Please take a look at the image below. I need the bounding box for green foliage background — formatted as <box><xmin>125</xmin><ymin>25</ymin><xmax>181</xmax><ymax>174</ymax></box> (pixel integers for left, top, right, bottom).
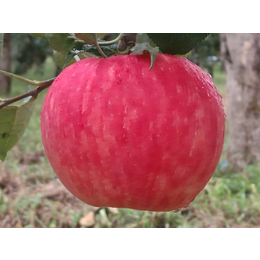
<box><xmin>11</xmin><ymin>34</ymin><xmax>52</xmax><ymax>75</ymax></box>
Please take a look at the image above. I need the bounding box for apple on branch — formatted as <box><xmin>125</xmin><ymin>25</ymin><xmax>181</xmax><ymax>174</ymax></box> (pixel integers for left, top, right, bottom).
<box><xmin>40</xmin><ymin>53</ymin><xmax>225</xmax><ymax>212</ymax></box>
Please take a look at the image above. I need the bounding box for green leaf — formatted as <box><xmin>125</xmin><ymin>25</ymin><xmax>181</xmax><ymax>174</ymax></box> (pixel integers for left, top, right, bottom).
<box><xmin>0</xmin><ymin>97</ymin><xmax>35</xmax><ymax>161</ymax></box>
<box><xmin>82</xmin><ymin>44</ymin><xmax>117</xmax><ymax>57</ymax></box>
<box><xmin>74</xmin><ymin>33</ymin><xmax>97</xmax><ymax>45</ymax></box>
<box><xmin>55</xmin><ymin>50</ymin><xmax>96</xmax><ymax>69</ymax></box>
<box><xmin>147</xmin><ymin>33</ymin><xmax>209</xmax><ymax>55</ymax></box>
<box><xmin>45</xmin><ymin>33</ymin><xmax>84</xmax><ymax>54</ymax></box>
<box><xmin>64</xmin><ymin>43</ymin><xmax>118</xmax><ymax>67</ymax></box>
<box><xmin>136</xmin><ymin>33</ymin><xmax>150</xmax><ymax>44</ymax></box>
<box><xmin>0</xmin><ymin>33</ymin><xmax>4</xmax><ymax>62</ymax></box>
<box><xmin>53</xmin><ymin>50</ymin><xmax>73</xmax><ymax>68</ymax></box>
<box><xmin>131</xmin><ymin>42</ymin><xmax>159</xmax><ymax>69</ymax></box>
<box><xmin>30</xmin><ymin>33</ymin><xmax>46</xmax><ymax>38</ymax></box>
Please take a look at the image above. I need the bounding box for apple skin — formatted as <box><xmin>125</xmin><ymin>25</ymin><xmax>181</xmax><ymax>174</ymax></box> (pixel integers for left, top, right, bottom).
<box><xmin>41</xmin><ymin>53</ymin><xmax>225</xmax><ymax>211</ymax></box>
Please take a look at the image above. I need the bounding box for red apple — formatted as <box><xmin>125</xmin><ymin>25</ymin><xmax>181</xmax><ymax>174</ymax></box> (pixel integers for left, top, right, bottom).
<box><xmin>41</xmin><ymin>53</ymin><xmax>225</xmax><ymax>211</ymax></box>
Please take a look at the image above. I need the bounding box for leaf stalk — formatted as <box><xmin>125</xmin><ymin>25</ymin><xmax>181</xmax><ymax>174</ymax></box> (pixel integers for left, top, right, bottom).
<box><xmin>0</xmin><ymin>69</ymin><xmax>42</xmax><ymax>86</ymax></box>
<box><xmin>0</xmin><ymin>69</ymin><xmax>55</xmax><ymax>109</ymax></box>
<box><xmin>97</xmin><ymin>34</ymin><xmax>122</xmax><ymax>45</ymax></box>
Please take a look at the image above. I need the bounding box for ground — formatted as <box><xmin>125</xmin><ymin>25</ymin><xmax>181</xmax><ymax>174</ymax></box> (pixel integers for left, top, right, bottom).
<box><xmin>1</xmin><ymin>58</ymin><xmax>260</xmax><ymax>228</ymax></box>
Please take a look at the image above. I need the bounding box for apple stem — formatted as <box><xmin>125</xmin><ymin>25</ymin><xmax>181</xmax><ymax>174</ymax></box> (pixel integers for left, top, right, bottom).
<box><xmin>0</xmin><ymin>70</ymin><xmax>55</xmax><ymax>109</ymax></box>
<box><xmin>95</xmin><ymin>42</ymin><xmax>107</xmax><ymax>58</ymax></box>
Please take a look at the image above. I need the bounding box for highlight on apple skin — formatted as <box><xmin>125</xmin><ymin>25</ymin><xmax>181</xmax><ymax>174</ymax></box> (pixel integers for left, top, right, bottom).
<box><xmin>40</xmin><ymin>53</ymin><xmax>225</xmax><ymax>211</ymax></box>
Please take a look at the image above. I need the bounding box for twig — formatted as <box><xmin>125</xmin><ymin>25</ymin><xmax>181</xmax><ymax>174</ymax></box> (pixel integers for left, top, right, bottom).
<box><xmin>0</xmin><ymin>78</ymin><xmax>55</xmax><ymax>109</ymax></box>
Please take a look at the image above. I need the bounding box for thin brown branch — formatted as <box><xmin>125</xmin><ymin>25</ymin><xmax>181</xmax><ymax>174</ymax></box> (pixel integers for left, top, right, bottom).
<box><xmin>0</xmin><ymin>78</ymin><xmax>55</xmax><ymax>109</ymax></box>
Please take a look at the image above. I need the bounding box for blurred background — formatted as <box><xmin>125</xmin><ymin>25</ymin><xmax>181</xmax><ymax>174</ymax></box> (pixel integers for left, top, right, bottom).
<box><xmin>0</xmin><ymin>33</ymin><xmax>259</xmax><ymax>228</ymax></box>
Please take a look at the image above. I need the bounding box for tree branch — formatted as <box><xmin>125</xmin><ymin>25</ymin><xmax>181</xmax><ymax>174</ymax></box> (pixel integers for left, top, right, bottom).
<box><xmin>0</xmin><ymin>78</ymin><xmax>55</xmax><ymax>109</ymax></box>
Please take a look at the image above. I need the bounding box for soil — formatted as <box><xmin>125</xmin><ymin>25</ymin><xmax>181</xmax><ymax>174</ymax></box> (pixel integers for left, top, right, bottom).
<box><xmin>0</xmin><ymin>152</ymin><xmax>97</xmax><ymax>228</ymax></box>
